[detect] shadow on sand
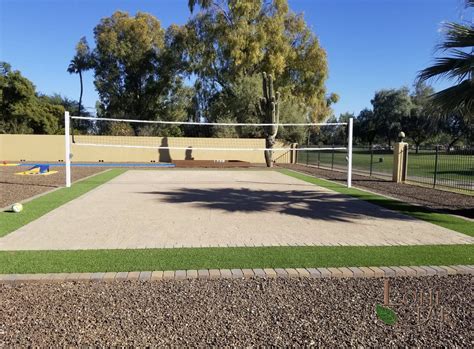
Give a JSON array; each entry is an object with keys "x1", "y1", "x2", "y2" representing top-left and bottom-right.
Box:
[{"x1": 141, "y1": 188, "x2": 417, "y2": 223}]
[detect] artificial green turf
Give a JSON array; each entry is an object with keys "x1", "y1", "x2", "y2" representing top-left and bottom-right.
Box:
[
  {"x1": 0, "y1": 169, "x2": 126, "y2": 237},
  {"x1": 0, "y1": 245, "x2": 472, "y2": 274},
  {"x1": 279, "y1": 169, "x2": 474, "y2": 237}
]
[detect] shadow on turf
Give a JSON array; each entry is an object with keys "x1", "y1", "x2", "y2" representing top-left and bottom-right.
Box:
[{"x1": 142, "y1": 188, "x2": 418, "y2": 223}]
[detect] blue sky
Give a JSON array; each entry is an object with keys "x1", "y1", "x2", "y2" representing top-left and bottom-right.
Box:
[{"x1": 0, "y1": 0, "x2": 466, "y2": 117}]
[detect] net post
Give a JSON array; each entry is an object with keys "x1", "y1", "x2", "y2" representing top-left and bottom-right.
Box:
[
  {"x1": 65, "y1": 111, "x2": 71, "y2": 188},
  {"x1": 347, "y1": 117, "x2": 353, "y2": 188}
]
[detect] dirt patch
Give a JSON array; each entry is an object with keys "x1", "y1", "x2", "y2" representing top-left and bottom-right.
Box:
[
  {"x1": 0, "y1": 166, "x2": 106, "y2": 209},
  {"x1": 0, "y1": 275, "x2": 471, "y2": 346},
  {"x1": 280, "y1": 164, "x2": 474, "y2": 219}
]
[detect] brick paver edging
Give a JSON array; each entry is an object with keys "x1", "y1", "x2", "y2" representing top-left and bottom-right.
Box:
[{"x1": 0, "y1": 265, "x2": 472, "y2": 284}]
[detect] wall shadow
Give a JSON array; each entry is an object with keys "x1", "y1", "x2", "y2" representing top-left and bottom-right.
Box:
[
  {"x1": 140, "y1": 188, "x2": 417, "y2": 223},
  {"x1": 158, "y1": 137, "x2": 172, "y2": 163},
  {"x1": 185, "y1": 147, "x2": 194, "y2": 160}
]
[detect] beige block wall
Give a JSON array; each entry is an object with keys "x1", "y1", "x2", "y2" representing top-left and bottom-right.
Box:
[{"x1": 0, "y1": 135, "x2": 291, "y2": 164}]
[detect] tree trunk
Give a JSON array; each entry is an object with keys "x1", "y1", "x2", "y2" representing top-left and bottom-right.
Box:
[
  {"x1": 447, "y1": 137, "x2": 460, "y2": 152},
  {"x1": 78, "y1": 70, "x2": 83, "y2": 116},
  {"x1": 264, "y1": 136, "x2": 275, "y2": 167}
]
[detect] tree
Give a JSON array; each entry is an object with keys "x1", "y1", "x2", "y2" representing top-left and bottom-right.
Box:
[
  {"x1": 438, "y1": 113, "x2": 473, "y2": 149},
  {"x1": 356, "y1": 108, "x2": 376, "y2": 146},
  {"x1": 417, "y1": 0, "x2": 473, "y2": 121},
  {"x1": 91, "y1": 11, "x2": 190, "y2": 129},
  {"x1": 0, "y1": 62, "x2": 64, "y2": 134},
  {"x1": 402, "y1": 83, "x2": 438, "y2": 152},
  {"x1": 39, "y1": 93, "x2": 92, "y2": 133},
  {"x1": 67, "y1": 37, "x2": 92, "y2": 116},
  {"x1": 184, "y1": 0, "x2": 334, "y2": 122},
  {"x1": 371, "y1": 88, "x2": 412, "y2": 146}
]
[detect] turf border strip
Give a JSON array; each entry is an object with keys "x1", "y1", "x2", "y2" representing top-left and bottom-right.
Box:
[
  {"x1": 0, "y1": 265, "x2": 472, "y2": 284},
  {"x1": 0, "y1": 245, "x2": 472, "y2": 274}
]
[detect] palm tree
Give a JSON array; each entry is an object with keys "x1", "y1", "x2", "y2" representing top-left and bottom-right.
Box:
[
  {"x1": 67, "y1": 37, "x2": 92, "y2": 116},
  {"x1": 418, "y1": 0, "x2": 473, "y2": 120}
]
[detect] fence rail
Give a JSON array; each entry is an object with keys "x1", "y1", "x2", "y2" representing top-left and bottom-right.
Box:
[{"x1": 296, "y1": 145, "x2": 473, "y2": 193}]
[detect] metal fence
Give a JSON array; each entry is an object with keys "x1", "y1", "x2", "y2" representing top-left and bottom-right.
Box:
[
  {"x1": 296, "y1": 146, "x2": 473, "y2": 193},
  {"x1": 297, "y1": 146, "x2": 393, "y2": 178},
  {"x1": 406, "y1": 147, "x2": 473, "y2": 192}
]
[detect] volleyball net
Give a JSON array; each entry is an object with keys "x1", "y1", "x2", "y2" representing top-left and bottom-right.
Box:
[{"x1": 64, "y1": 112, "x2": 353, "y2": 187}]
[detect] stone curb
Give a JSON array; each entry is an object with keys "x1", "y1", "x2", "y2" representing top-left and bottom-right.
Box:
[{"x1": 0, "y1": 265, "x2": 472, "y2": 284}]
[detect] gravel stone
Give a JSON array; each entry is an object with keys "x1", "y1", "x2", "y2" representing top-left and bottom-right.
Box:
[
  {"x1": 328, "y1": 268, "x2": 343, "y2": 278},
  {"x1": 90, "y1": 273, "x2": 105, "y2": 282},
  {"x1": 0, "y1": 275, "x2": 471, "y2": 346},
  {"x1": 127, "y1": 271, "x2": 140, "y2": 280},
  {"x1": 151, "y1": 271, "x2": 164, "y2": 281},
  {"x1": 163, "y1": 271, "x2": 175, "y2": 280},
  {"x1": 349, "y1": 267, "x2": 365, "y2": 278},
  {"x1": 358, "y1": 267, "x2": 376, "y2": 277},
  {"x1": 368, "y1": 267, "x2": 385, "y2": 278},
  {"x1": 263, "y1": 269, "x2": 277, "y2": 278},
  {"x1": 231, "y1": 269, "x2": 244, "y2": 279},
  {"x1": 317, "y1": 268, "x2": 332, "y2": 278},
  {"x1": 209, "y1": 269, "x2": 221, "y2": 279},
  {"x1": 274, "y1": 268, "x2": 287, "y2": 277},
  {"x1": 115, "y1": 272, "x2": 128, "y2": 281},
  {"x1": 390, "y1": 266, "x2": 408, "y2": 277},
  {"x1": 186, "y1": 270, "x2": 198, "y2": 279},
  {"x1": 197, "y1": 270, "x2": 209, "y2": 279},
  {"x1": 220, "y1": 269, "x2": 232, "y2": 279},
  {"x1": 253, "y1": 269, "x2": 266, "y2": 277},
  {"x1": 103, "y1": 272, "x2": 117, "y2": 282},
  {"x1": 175, "y1": 270, "x2": 186, "y2": 280},
  {"x1": 138, "y1": 271, "x2": 152, "y2": 281},
  {"x1": 380, "y1": 267, "x2": 396, "y2": 277},
  {"x1": 241, "y1": 269, "x2": 254, "y2": 278},
  {"x1": 295, "y1": 268, "x2": 310, "y2": 277},
  {"x1": 306, "y1": 268, "x2": 322, "y2": 278},
  {"x1": 411, "y1": 266, "x2": 428, "y2": 276}
]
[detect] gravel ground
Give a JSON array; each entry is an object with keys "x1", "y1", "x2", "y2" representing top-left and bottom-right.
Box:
[
  {"x1": 280, "y1": 164, "x2": 474, "y2": 219},
  {"x1": 0, "y1": 276, "x2": 472, "y2": 346},
  {"x1": 0, "y1": 166, "x2": 106, "y2": 208}
]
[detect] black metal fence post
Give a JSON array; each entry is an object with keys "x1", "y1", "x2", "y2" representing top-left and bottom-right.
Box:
[
  {"x1": 331, "y1": 146, "x2": 335, "y2": 170},
  {"x1": 318, "y1": 150, "x2": 320, "y2": 168},
  {"x1": 433, "y1": 145, "x2": 439, "y2": 189},
  {"x1": 369, "y1": 145, "x2": 374, "y2": 176}
]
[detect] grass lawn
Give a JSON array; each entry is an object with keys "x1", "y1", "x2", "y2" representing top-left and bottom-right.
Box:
[
  {"x1": 0, "y1": 169, "x2": 126, "y2": 237},
  {"x1": 0, "y1": 167, "x2": 472, "y2": 274}
]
